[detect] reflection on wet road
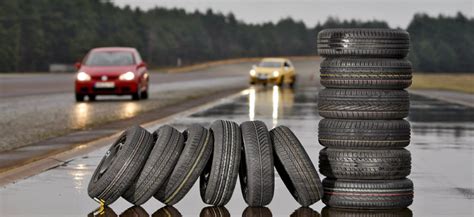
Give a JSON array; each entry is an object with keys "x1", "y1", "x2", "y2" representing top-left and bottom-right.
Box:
[{"x1": 0, "y1": 58, "x2": 473, "y2": 216}]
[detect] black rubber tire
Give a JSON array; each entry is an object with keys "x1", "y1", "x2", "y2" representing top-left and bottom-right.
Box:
[
  {"x1": 120, "y1": 206, "x2": 148, "y2": 216},
  {"x1": 200, "y1": 120, "x2": 242, "y2": 206},
  {"x1": 322, "y1": 178, "x2": 414, "y2": 209},
  {"x1": 200, "y1": 206, "x2": 231, "y2": 217},
  {"x1": 291, "y1": 207, "x2": 320, "y2": 217},
  {"x1": 154, "y1": 124, "x2": 213, "y2": 205},
  {"x1": 242, "y1": 207, "x2": 272, "y2": 217},
  {"x1": 317, "y1": 29, "x2": 410, "y2": 58},
  {"x1": 87, "y1": 206, "x2": 117, "y2": 217},
  {"x1": 123, "y1": 125, "x2": 185, "y2": 205},
  {"x1": 89, "y1": 95, "x2": 96, "y2": 101},
  {"x1": 141, "y1": 90, "x2": 149, "y2": 100},
  {"x1": 290, "y1": 75, "x2": 297, "y2": 88},
  {"x1": 239, "y1": 121, "x2": 275, "y2": 207},
  {"x1": 318, "y1": 119, "x2": 411, "y2": 149},
  {"x1": 152, "y1": 206, "x2": 182, "y2": 217},
  {"x1": 75, "y1": 93, "x2": 85, "y2": 102},
  {"x1": 132, "y1": 92, "x2": 141, "y2": 101},
  {"x1": 319, "y1": 148, "x2": 411, "y2": 179},
  {"x1": 318, "y1": 89, "x2": 409, "y2": 120},
  {"x1": 321, "y1": 207, "x2": 413, "y2": 217},
  {"x1": 270, "y1": 126, "x2": 323, "y2": 207},
  {"x1": 320, "y1": 58, "x2": 412, "y2": 89},
  {"x1": 88, "y1": 126, "x2": 154, "y2": 205}
]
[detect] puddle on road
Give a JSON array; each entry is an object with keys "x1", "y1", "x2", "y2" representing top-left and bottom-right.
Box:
[{"x1": 0, "y1": 86, "x2": 473, "y2": 217}]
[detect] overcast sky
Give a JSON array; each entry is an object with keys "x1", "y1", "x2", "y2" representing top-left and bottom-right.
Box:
[{"x1": 112, "y1": 0, "x2": 473, "y2": 28}]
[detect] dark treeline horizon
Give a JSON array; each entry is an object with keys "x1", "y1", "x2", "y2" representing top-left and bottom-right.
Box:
[{"x1": 0, "y1": 0, "x2": 472, "y2": 72}]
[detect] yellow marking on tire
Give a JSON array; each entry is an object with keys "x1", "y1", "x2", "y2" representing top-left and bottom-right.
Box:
[{"x1": 164, "y1": 131, "x2": 210, "y2": 204}]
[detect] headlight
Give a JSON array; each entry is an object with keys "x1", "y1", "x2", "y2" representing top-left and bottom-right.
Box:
[
  {"x1": 119, "y1": 71, "x2": 135, "y2": 81},
  {"x1": 76, "y1": 72, "x2": 91, "y2": 81},
  {"x1": 273, "y1": 71, "x2": 280, "y2": 77},
  {"x1": 250, "y1": 69, "x2": 256, "y2": 76}
]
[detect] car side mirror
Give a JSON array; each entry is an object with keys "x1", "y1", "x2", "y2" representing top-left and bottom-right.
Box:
[
  {"x1": 137, "y1": 61, "x2": 147, "y2": 69},
  {"x1": 74, "y1": 62, "x2": 81, "y2": 70}
]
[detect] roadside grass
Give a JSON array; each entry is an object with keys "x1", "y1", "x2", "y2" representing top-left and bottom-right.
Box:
[{"x1": 411, "y1": 73, "x2": 474, "y2": 93}]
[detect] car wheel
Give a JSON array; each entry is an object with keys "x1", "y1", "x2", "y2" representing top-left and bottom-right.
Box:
[
  {"x1": 75, "y1": 93, "x2": 84, "y2": 102},
  {"x1": 89, "y1": 95, "x2": 96, "y2": 101},
  {"x1": 200, "y1": 120, "x2": 242, "y2": 206},
  {"x1": 154, "y1": 124, "x2": 213, "y2": 205},
  {"x1": 122, "y1": 125, "x2": 185, "y2": 205},
  {"x1": 141, "y1": 90, "x2": 148, "y2": 100},
  {"x1": 132, "y1": 92, "x2": 141, "y2": 101},
  {"x1": 318, "y1": 89, "x2": 409, "y2": 120},
  {"x1": 270, "y1": 126, "x2": 323, "y2": 207},
  {"x1": 289, "y1": 75, "x2": 297, "y2": 88},
  {"x1": 87, "y1": 126, "x2": 155, "y2": 205},
  {"x1": 322, "y1": 178, "x2": 414, "y2": 209},
  {"x1": 319, "y1": 148, "x2": 411, "y2": 179},
  {"x1": 239, "y1": 121, "x2": 274, "y2": 207}
]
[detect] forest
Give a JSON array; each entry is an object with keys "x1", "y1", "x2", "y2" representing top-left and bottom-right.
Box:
[{"x1": 0, "y1": 0, "x2": 472, "y2": 72}]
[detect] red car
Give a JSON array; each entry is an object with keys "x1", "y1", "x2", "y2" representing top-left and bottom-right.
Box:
[{"x1": 74, "y1": 47, "x2": 149, "y2": 102}]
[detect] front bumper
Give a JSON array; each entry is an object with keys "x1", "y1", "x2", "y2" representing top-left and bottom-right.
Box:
[
  {"x1": 250, "y1": 76, "x2": 279, "y2": 84},
  {"x1": 75, "y1": 80, "x2": 139, "y2": 95}
]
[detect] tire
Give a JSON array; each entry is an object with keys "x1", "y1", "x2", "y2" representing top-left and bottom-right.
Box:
[
  {"x1": 290, "y1": 75, "x2": 297, "y2": 88},
  {"x1": 318, "y1": 89, "x2": 409, "y2": 120},
  {"x1": 87, "y1": 206, "x2": 117, "y2": 217},
  {"x1": 123, "y1": 125, "x2": 185, "y2": 205},
  {"x1": 200, "y1": 206, "x2": 231, "y2": 217},
  {"x1": 87, "y1": 126, "x2": 154, "y2": 205},
  {"x1": 320, "y1": 58, "x2": 412, "y2": 89},
  {"x1": 291, "y1": 207, "x2": 320, "y2": 217},
  {"x1": 318, "y1": 119, "x2": 411, "y2": 149},
  {"x1": 154, "y1": 124, "x2": 213, "y2": 205},
  {"x1": 319, "y1": 148, "x2": 411, "y2": 179},
  {"x1": 242, "y1": 207, "x2": 272, "y2": 217},
  {"x1": 89, "y1": 95, "x2": 96, "y2": 101},
  {"x1": 141, "y1": 90, "x2": 149, "y2": 100},
  {"x1": 239, "y1": 121, "x2": 274, "y2": 207},
  {"x1": 75, "y1": 93, "x2": 84, "y2": 102},
  {"x1": 132, "y1": 92, "x2": 141, "y2": 101},
  {"x1": 322, "y1": 178, "x2": 414, "y2": 209},
  {"x1": 152, "y1": 206, "x2": 182, "y2": 217},
  {"x1": 200, "y1": 120, "x2": 242, "y2": 206},
  {"x1": 321, "y1": 207, "x2": 413, "y2": 217},
  {"x1": 120, "y1": 206, "x2": 148, "y2": 216},
  {"x1": 317, "y1": 29, "x2": 410, "y2": 58},
  {"x1": 270, "y1": 126, "x2": 323, "y2": 207}
]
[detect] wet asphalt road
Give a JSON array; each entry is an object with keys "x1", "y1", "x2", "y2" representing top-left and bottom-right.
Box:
[
  {"x1": 0, "y1": 62, "x2": 260, "y2": 151},
  {"x1": 1, "y1": 60, "x2": 473, "y2": 216}
]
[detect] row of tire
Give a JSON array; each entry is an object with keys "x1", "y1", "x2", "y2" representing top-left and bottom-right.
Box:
[
  {"x1": 90, "y1": 206, "x2": 413, "y2": 217},
  {"x1": 88, "y1": 120, "x2": 324, "y2": 207},
  {"x1": 315, "y1": 28, "x2": 414, "y2": 209}
]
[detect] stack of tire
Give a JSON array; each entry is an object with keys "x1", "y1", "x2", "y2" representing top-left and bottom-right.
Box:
[
  {"x1": 316, "y1": 29, "x2": 414, "y2": 209},
  {"x1": 87, "y1": 120, "x2": 324, "y2": 208}
]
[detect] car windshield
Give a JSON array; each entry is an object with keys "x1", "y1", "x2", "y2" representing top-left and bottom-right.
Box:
[
  {"x1": 258, "y1": 61, "x2": 282, "y2": 68},
  {"x1": 84, "y1": 51, "x2": 135, "y2": 66}
]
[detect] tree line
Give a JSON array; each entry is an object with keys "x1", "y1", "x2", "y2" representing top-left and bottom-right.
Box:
[{"x1": 0, "y1": 0, "x2": 472, "y2": 72}]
